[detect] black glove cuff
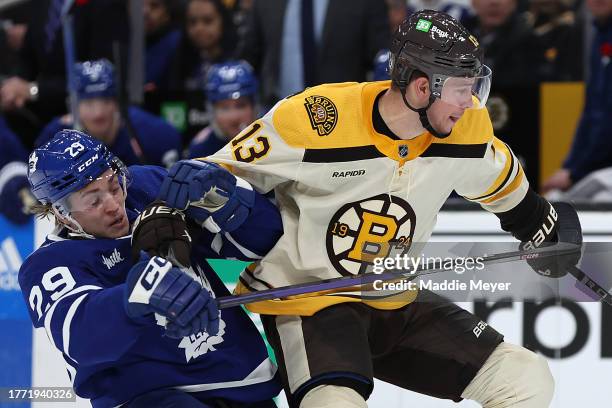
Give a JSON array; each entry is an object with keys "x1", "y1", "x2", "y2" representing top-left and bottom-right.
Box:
[{"x1": 497, "y1": 189, "x2": 557, "y2": 245}]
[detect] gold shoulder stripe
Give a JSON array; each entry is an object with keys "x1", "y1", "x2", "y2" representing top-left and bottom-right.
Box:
[
  {"x1": 432, "y1": 107, "x2": 493, "y2": 145},
  {"x1": 272, "y1": 82, "x2": 373, "y2": 150}
]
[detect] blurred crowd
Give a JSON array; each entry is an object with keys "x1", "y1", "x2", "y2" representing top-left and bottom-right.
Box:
[{"x1": 1, "y1": 0, "x2": 611, "y2": 225}]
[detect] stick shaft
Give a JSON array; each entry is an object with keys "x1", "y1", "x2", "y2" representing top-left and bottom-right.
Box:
[
  {"x1": 217, "y1": 243, "x2": 580, "y2": 309},
  {"x1": 567, "y1": 265, "x2": 612, "y2": 306}
]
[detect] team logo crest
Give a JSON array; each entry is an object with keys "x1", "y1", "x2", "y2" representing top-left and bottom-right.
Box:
[
  {"x1": 326, "y1": 194, "x2": 417, "y2": 276},
  {"x1": 179, "y1": 319, "x2": 226, "y2": 362},
  {"x1": 304, "y1": 95, "x2": 338, "y2": 136}
]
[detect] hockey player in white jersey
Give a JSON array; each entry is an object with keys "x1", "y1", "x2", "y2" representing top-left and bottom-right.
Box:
[
  {"x1": 157, "y1": 10, "x2": 583, "y2": 408},
  {"x1": 19, "y1": 130, "x2": 282, "y2": 407}
]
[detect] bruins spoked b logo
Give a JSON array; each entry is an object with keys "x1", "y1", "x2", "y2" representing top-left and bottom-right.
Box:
[
  {"x1": 326, "y1": 194, "x2": 417, "y2": 276},
  {"x1": 304, "y1": 95, "x2": 338, "y2": 136}
]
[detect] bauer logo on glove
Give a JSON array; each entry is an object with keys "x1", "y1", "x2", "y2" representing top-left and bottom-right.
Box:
[{"x1": 131, "y1": 200, "x2": 193, "y2": 268}]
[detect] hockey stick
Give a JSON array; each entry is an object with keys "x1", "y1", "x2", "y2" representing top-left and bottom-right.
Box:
[
  {"x1": 216, "y1": 242, "x2": 585, "y2": 309},
  {"x1": 568, "y1": 265, "x2": 612, "y2": 306}
]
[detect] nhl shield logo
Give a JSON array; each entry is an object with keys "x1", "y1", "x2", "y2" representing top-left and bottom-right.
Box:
[
  {"x1": 398, "y1": 144, "x2": 409, "y2": 158},
  {"x1": 304, "y1": 95, "x2": 338, "y2": 136}
]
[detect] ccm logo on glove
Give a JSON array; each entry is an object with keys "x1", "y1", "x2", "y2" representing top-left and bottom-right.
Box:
[{"x1": 129, "y1": 256, "x2": 172, "y2": 304}]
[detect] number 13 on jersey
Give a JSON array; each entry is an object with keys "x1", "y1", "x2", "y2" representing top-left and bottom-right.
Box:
[{"x1": 231, "y1": 122, "x2": 271, "y2": 163}]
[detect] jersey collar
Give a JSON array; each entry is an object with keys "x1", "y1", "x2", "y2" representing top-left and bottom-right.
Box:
[{"x1": 362, "y1": 81, "x2": 434, "y2": 164}]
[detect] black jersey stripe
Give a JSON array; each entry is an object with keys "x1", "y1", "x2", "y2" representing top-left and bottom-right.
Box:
[
  {"x1": 302, "y1": 145, "x2": 383, "y2": 163},
  {"x1": 421, "y1": 142, "x2": 488, "y2": 158},
  {"x1": 242, "y1": 266, "x2": 275, "y2": 289}
]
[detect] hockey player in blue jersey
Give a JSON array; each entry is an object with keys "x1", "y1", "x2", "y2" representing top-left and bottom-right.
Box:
[
  {"x1": 0, "y1": 115, "x2": 35, "y2": 224},
  {"x1": 187, "y1": 61, "x2": 258, "y2": 159},
  {"x1": 19, "y1": 129, "x2": 282, "y2": 407},
  {"x1": 36, "y1": 59, "x2": 182, "y2": 168}
]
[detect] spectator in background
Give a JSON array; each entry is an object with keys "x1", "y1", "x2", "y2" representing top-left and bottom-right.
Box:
[
  {"x1": 542, "y1": 0, "x2": 612, "y2": 194},
  {"x1": 410, "y1": 0, "x2": 474, "y2": 22},
  {"x1": 373, "y1": 49, "x2": 391, "y2": 81},
  {"x1": 386, "y1": 0, "x2": 409, "y2": 33},
  {"x1": 166, "y1": 0, "x2": 237, "y2": 92},
  {"x1": 231, "y1": 0, "x2": 254, "y2": 39},
  {"x1": 187, "y1": 60, "x2": 258, "y2": 158},
  {"x1": 0, "y1": 115, "x2": 34, "y2": 224},
  {"x1": 144, "y1": 0, "x2": 181, "y2": 90},
  {"x1": 464, "y1": 0, "x2": 543, "y2": 88},
  {"x1": 527, "y1": 0, "x2": 583, "y2": 81},
  {"x1": 238, "y1": 0, "x2": 390, "y2": 108},
  {"x1": 0, "y1": 0, "x2": 129, "y2": 146},
  {"x1": 37, "y1": 60, "x2": 181, "y2": 168},
  {"x1": 0, "y1": 0, "x2": 31, "y2": 78}
]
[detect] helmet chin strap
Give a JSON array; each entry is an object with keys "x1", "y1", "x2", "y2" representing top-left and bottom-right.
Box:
[
  {"x1": 399, "y1": 86, "x2": 451, "y2": 138},
  {"x1": 52, "y1": 206, "x2": 96, "y2": 239}
]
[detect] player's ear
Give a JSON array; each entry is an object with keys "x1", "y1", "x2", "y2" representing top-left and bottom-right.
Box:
[{"x1": 413, "y1": 77, "x2": 430, "y2": 99}]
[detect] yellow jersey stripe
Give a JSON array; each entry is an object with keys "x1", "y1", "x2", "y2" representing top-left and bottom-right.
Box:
[{"x1": 481, "y1": 165, "x2": 525, "y2": 204}]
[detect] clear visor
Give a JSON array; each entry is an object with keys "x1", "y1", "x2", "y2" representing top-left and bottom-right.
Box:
[
  {"x1": 439, "y1": 65, "x2": 492, "y2": 109},
  {"x1": 54, "y1": 162, "x2": 130, "y2": 215}
]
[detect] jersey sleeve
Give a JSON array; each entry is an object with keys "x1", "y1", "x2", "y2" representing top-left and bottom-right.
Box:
[
  {"x1": 203, "y1": 101, "x2": 307, "y2": 194},
  {"x1": 455, "y1": 136, "x2": 529, "y2": 213},
  {"x1": 19, "y1": 252, "x2": 153, "y2": 366}
]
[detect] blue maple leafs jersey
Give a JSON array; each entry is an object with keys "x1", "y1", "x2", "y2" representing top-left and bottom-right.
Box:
[{"x1": 18, "y1": 165, "x2": 282, "y2": 407}]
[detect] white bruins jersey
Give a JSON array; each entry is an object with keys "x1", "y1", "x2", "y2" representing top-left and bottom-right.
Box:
[{"x1": 205, "y1": 81, "x2": 528, "y2": 316}]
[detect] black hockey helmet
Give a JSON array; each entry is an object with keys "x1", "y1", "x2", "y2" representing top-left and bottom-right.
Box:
[{"x1": 389, "y1": 10, "x2": 491, "y2": 137}]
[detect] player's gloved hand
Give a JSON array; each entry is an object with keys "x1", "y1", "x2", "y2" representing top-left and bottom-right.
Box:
[
  {"x1": 0, "y1": 172, "x2": 32, "y2": 224},
  {"x1": 125, "y1": 253, "x2": 220, "y2": 338},
  {"x1": 521, "y1": 202, "x2": 582, "y2": 278},
  {"x1": 158, "y1": 160, "x2": 255, "y2": 232},
  {"x1": 131, "y1": 200, "x2": 192, "y2": 268}
]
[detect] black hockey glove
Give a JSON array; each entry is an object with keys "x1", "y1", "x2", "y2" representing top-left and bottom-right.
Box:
[
  {"x1": 520, "y1": 202, "x2": 582, "y2": 278},
  {"x1": 131, "y1": 200, "x2": 192, "y2": 268}
]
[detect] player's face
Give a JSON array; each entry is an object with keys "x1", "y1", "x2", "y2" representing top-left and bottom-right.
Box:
[
  {"x1": 427, "y1": 97, "x2": 470, "y2": 135},
  {"x1": 143, "y1": 0, "x2": 171, "y2": 34},
  {"x1": 186, "y1": 0, "x2": 223, "y2": 52},
  {"x1": 67, "y1": 169, "x2": 129, "y2": 238},
  {"x1": 214, "y1": 97, "x2": 255, "y2": 140},
  {"x1": 78, "y1": 98, "x2": 119, "y2": 145}
]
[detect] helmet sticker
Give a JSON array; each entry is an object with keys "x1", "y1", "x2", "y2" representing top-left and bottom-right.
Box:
[
  {"x1": 416, "y1": 19, "x2": 432, "y2": 32},
  {"x1": 431, "y1": 25, "x2": 449, "y2": 38}
]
